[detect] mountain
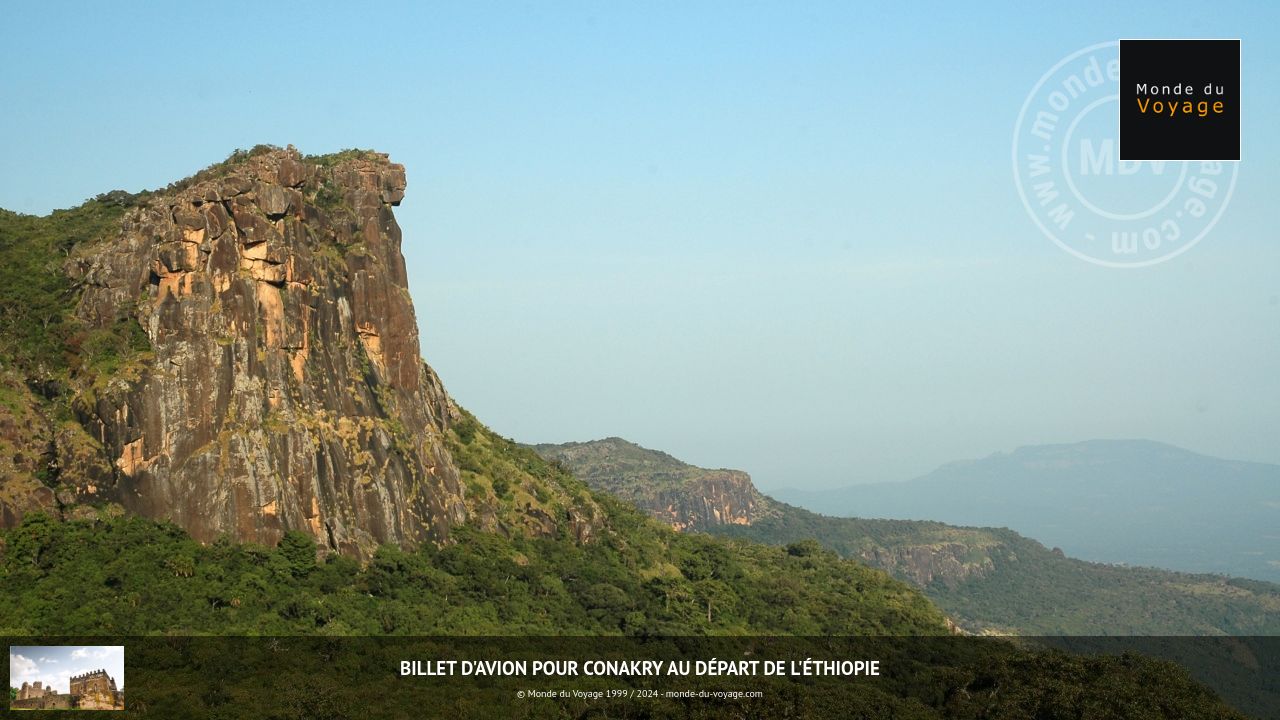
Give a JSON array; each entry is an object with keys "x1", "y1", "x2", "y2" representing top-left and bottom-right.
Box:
[
  {"x1": 3, "y1": 147, "x2": 458, "y2": 556},
  {"x1": 0, "y1": 146, "x2": 608, "y2": 560},
  {"x1": 535, "y1": 438, "x2": 1280, "y2": 635},
  {"x1": 532, "y1": 438, "x2": 773, "y2": 530},
  {"x1": 0, "y1": 147, "x2": 1264, "y2": 717},
  {"x1": 0, "y1": 145, "x2": 954, "y2": 637},
  {"x1": 776, "y1": 440, "x2": 1280, "y2": 583}
]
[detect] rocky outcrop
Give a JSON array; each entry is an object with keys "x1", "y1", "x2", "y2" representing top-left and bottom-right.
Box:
[
  {"x1": 857, "y1": 542, "x2": 996, "y2": 589},
  {"x1": 644, "y1": 469, "x2": 764, "y2": 531},
  {"x1": 534, "y1": 438, "x2": 772, "y2": 530},
  {"x1": 48, "y1": 147, "x2": 466, "y2": 558}
]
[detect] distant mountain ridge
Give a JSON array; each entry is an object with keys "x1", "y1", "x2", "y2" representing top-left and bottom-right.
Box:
[
  {"x1": 776, "y1": 439, "x2": 1280, "y2": 583},
  {"x1": 535, "y1": 437, "x2": 1280, "y2": 636}
]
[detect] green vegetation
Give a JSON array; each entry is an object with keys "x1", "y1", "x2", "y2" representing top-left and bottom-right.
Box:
[
  {"x1": 926, "y1": 529, "x2": 1280, "y2": 635},
  {"x1": 0, "y1": 512, "x2": 1255, "y2": 718},
  {"x1": 447, "y1": 409, "x2": 603, "y2": 535},
  {"x1": 303, "y1": 147, "x2": 381, "y2": 168},
  {"x1": 537, "y1": 438, "x2": 1280, "y2": 636},
  {"x1": 778, "y1": 440, "x2": 1280, "y2": 584},
  {"x1": 162, "y1": 144, "x2": 279, "y2": 195},
  {"x1": 0, "y1": 194, "x2": 153, "y2": 506},
  {"x1": 711, "y1": 505, "x2": 1280, "y2": 635},
  {"x1": 0, "y1": 409, "x2": 949, "y2": 637},
  {"x1": 533, "y1": 436, "x2": 747, "y2": 495},
  {"x1": 0, "y1": 507, "x2": 947, "y2": 636},
  {"x1": 0, "y1": 195, "x2": 141, "y2": 382},
  {"x1": 0, "y1": 464, "x2": 1257, "y2": 716}
]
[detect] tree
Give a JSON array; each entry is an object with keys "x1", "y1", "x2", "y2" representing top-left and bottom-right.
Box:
[
  {"x1": 277, "y1": 531, "x2": 317, "y2": 577},
  {"x1": 693, "y1": 579, "x2": 737, "y2": 625}
]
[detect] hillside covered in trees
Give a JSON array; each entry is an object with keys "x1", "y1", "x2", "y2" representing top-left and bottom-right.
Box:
[{"x1": 537, "y1": 438, "x2": 1280, "y2": 635}]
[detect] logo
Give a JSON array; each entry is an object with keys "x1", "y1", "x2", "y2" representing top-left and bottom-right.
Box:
[
  {"x1": 1013, "y1": 42, "x2": 1237, "y2": 267},
  {"x1": 1119, "y1": 39, "x2": 1240, "y2": 161}
]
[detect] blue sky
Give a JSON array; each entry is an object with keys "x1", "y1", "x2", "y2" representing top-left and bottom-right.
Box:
[
  {"x1": 9, "y1": 646, "x2": 124, "y2": 693},
  {"x1": 2, "y1": 2, "x2": 1277, "y2": 489}
]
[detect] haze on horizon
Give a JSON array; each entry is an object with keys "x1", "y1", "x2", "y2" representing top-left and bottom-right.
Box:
[{"x1": 1, "y1": 2, "x2": 1277, "y2": 491}]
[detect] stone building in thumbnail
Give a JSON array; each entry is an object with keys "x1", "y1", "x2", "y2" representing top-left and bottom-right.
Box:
[{"x1": 11, "y1": 670, "x2": 123, "y2": 711}]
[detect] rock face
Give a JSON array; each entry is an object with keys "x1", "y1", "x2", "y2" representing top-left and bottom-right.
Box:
[
  {"x1": 645, "y1": 468, "x2": 762, "y2": 531},
  {"x1": 856, "y1": 542, "x2": 995, "y2": 589},
  {"x1": 533, "y1": 438, "x2": 771, "y2": 530},
  {"x1": 61, "y1": 147, "x2": 465, "y2": 557}
]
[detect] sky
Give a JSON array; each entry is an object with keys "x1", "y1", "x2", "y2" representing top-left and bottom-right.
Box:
[
  {"x1": 9, "y1": 646, "x2": 125, "y2": 693},
  {"x1": 1, "y1": 2, "x2": 1276, "y2": 490}
]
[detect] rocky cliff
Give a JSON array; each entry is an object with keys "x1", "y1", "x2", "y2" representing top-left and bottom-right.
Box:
[
  {"x1": 534, "y1": 438, "x2": 771, "y2": 530},
  {"x1": 0, "y1": 146, "x2": 590, "y2": 558},
  {"x1": 64, "y1": 147, "x2": 467, "y2": 557},
  {"x1": 855, "y1": 541, "x2": 996, "y2": 589}
]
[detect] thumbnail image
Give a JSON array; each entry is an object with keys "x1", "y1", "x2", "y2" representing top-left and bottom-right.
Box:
[{"x1": 9, "y1": 646, "x2": 124, "y2": 711}]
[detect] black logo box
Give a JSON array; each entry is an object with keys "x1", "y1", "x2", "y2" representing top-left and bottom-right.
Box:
[{"x1": 1119, "y1": 39, "x2": 1240, "y2": 161}]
